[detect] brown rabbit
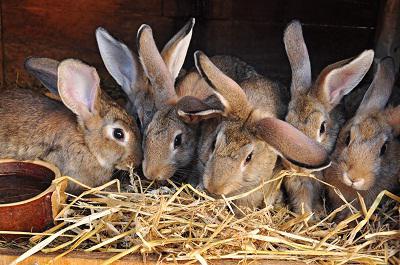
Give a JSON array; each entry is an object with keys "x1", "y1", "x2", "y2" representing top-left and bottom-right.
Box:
[
  {"x1": 181, "y1": 51, "x2": 330, "y2": 209},
  {"x1": 97, "y1": 19, "x2": 258, "y2": 183},
  {"x1": 282, "y1": 20, "x2": 374, "y2": 215},
  {"x1": 96, "y1": 19, "x2": 197, "y2": 131},
  {"x1": 324, "y1": 57, "x2": 400, "y2": 220},
  {"x1": 0, "y1": 59, "x2": 142, "y2": 192}
]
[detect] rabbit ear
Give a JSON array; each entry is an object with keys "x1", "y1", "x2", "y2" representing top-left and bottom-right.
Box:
[
  {"x1": 137, "y1": 24, "x2": 176, "y2": 109},
  {"x1": 386, "y1": 105, "x2": 400, "y2": 135},
  {"x1": 58, "y1": 59, "x2": 101, "y2": 120},
  {"x1": 356, "y1": 56, "x2": 395, "y2": 115},
  {"x1": 283, "y1": 20, "x2": 312, "y2": 96},
  {"x1": 194, "y1": 50, "x2": 251, "y2": 120},
  {"x1": 313, "y1": 50, "x2": 374, "y2": 111},
  {"x1": 161, "y1": 18, "x2": 195, "y2": 81},
  {"x1": 24, "y1": 57, "x2": 59, "y2": 95},
  {"x1": 253, "y1": 117, "x2": 331, "y2": 170},
  {"x1": 176, "y1": 94, "x2": 224, "y2": 124},
  {"x1": 96, "y1": 27, "x2": 143, "y2": 100}
]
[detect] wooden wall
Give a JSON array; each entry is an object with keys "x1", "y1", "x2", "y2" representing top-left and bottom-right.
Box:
[{"x1": 0, "y1": 0, "x2": 381, "y2": 90}]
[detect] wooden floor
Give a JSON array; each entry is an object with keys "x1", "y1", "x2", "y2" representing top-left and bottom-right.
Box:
[{"x1": 0, "y1": 249, "x2": 305, "y2": 265}]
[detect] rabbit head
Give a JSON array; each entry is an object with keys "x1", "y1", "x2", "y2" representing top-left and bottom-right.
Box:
[
  {"x1": 187, "y1": 51, "x2": 330, "y2": 207},
  {"x1": 325, "y1": 57, "x2": 400, "y2": 208},
  {"x1": 57, "y1": 59, "x2": 143, "y2": 173},
  {"x1": 96, "y1": 18, "x2": 195, "y2": 131},
  {"x1": 283, "y1": 20, "x2": 374, "y2": 172},
  {"x1": 97, "y1": 19, "x2": 213, "y2": 181}
]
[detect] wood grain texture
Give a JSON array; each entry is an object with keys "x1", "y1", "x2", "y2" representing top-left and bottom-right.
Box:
[
  {"x1": 0, "y1": 249, "x2": 306, "y2": 265},
  {"x1": 0, "y1": 0, "x2": 3, "y2": 87},
  {"x1": 0, "y1": 0, "x2": 380, "y2": 93}
]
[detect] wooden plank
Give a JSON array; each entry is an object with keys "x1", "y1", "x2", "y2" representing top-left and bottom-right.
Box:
[
  {"x1": 282, "y1": 0, "x2": 379, "y2": 27},
  {"x1": 0, "y1": 0, "x2": 4, "y2": 88},
  {"x1": 0, "y1": 249, "x2": 306, "y2": 265},
  {"x1": 2, "y1": 0, "x2": 162, "y2": 16},
  {"x1": 163, "y1": 0, "x2": 232, "y2": 19},
  {"x1": 1, "y1": 3, "x2": 174, "y2": 86}
]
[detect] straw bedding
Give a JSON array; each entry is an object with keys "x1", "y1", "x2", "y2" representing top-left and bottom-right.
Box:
[
  {"x1": 0, "y1": 83, "x2": 399, "y2": 264},
  {"x1": 1, "y1": 169, "x2": 399, "y2": 265}
]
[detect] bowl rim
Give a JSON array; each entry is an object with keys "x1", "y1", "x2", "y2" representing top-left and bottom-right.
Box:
[{"x1": 0, "y1": 159, "x2": 62, "y2": 207}]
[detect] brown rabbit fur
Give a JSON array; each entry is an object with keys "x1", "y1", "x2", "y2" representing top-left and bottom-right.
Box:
[
  {"x1": 324, "y1": 57, "x2": 400, "y2": 221},
  {"x1": 186, "y1": 51, "x2": 330, "y2": 209},
  {"x1": 282, "y1": 20, "x2": 374, "y2": 215},
  {"x1": 97, "y1": 19, "x2": 259, "y2": 183},
  {"x1": 0, "y1": 59, "x2": 142, "y2": 193}
]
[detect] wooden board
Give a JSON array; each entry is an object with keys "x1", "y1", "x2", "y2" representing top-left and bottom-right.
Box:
[
  {"x1": 0, "y1": 249, "x2": 306, "y2": 265},
  {"x1": 0, "y1": 0, "x2": 381, "y2": 89},
  {"x1": 0, "y1": 1, "x2": 3, "y2": 87}
]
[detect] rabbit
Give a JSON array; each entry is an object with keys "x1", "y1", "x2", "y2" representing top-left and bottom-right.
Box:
[
  {"x1": 0, "y1": 59, "x2": 142, "y2": 193},
  {"x1": 96, "y1": 18, "x2": 259, "y2": 183},
  {"x1": 96, "y1": 19, "x2": 197, "y2": 132},
  {"x1": 180, "y1": 50, "x2": 330, "y2": 209},
  {"x1": 282, "y1": 20, "x2": 375, "y2": 215},
  {"x1": 324, "y1": 57, "x2": 400, "y2": 221}
]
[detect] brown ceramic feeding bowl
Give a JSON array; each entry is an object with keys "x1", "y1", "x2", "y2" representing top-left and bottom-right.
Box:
[{"x1": 0, "y1": 159, "x2": 67, "y2": 240}]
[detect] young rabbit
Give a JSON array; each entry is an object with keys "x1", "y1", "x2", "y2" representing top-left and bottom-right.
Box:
[
  {"x1": 182, "y1": 51, "x2": 330, "y2": 209},
  {"x1": 0, "y1": 59, "x2": 142, "y2": 192},
  {"x1": 324, "y1": 57, "x2": 400, "y2": 220},
  {"x1": 96, "y1": 19, "x2": 258, "y2": 183},
  {"x1": 282, "y1": 20, "x2": 374, "y2": 214}
]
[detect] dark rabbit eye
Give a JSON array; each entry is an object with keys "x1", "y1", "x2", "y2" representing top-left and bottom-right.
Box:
[
  {"x1": 380, "y1": 141, "x2": 388, "y2": 157},
  {"x1": 320, "y1": 121, "x2": 327, "y2": 135},
  {"x1": 135, "y1": 116, "x2": 142, "y2": 130},
  {"x1": 211, "y1": 137, "x2": 217, "y2": 152},
  {"x1": 174, "y1": 133, "x2": 182, "y2": 149},
  {"x1": 345, "y1": 133, "x2": 351, "y2": 146},
  {"x1": 245, "y1": 151, "x2": 253, "y2": 165},
  {"x1": 113, "y1": 128, "x2": 125, "y2": 141}
]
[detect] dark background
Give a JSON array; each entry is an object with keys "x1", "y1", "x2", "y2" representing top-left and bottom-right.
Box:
[{"x1": 0, "y1": 0, "x2": 383, "y2": 90}]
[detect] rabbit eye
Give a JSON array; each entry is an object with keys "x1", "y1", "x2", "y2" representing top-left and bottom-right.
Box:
[
  {"x1": 380, "y1": 141, "x2": 388, "y2": 157},
  {"x1": 245, "y1": 151, "x2": 253, "y2": 165},
  {"x1": 211, "y1": 137, "x2": 217, "y2": 152},
  {"x1": 174, "y1": 133, "x2": 182, "y2": 149},
  {"x1": 135, "y1": 116, "x2": 142, "y2": 130},
  {"x1": 345, "y1": 133, "x2": 351, "y2": 146},
  {"x1": 319, "y1": 121, "x2": 327, "y2": 135},
  {"x1": 113, "y1": 128, "x2": 125, "y2": 141}
]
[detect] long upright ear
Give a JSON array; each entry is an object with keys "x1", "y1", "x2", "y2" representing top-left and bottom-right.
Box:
[
  {"x1": 386, "y1": 105, "x2": 400, "y2": 135},
  {"x1": 176, "y1": 94, "x2": 224, "y2": 124},
  {"x1": 96, "y1": 27, "x2": 143, "y2": 100},
  {"x1": 312, "y1": 50, "x2": 374, "y2": 111},
  {"x1": 194, "y1": 50, "x2": 251, "y2": 120},
  {"x1": 283, "y1": 20, "x2": 312, "y2": 96},
  {"x1": 58, "y1": 59, "x2": 101, "y2": 121},
  {"x1": 356, "y1": 56, "x2": 395, "y2": 115},
  {"x1": 253, "y1": 117, "x2": 331, "y2": 170},
  {"x1": 374, "y1": 0, "x2": 400, "y2": 70},
  {"x1": 137, "y1": 24, "x2": 176, "y2": 109},
  {"x1": 24, "y1": 57, "x2": 59, "y2": 95},
  {"x1": 161, "y1": 18, "x2": 195, "y2": 81}
]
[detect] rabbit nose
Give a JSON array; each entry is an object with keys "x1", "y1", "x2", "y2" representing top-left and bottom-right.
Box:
[
  {"x1": 143, "y1": 161, "x2": 166, "y2": 181},
  {"x1": 204, "y1": 178, "x2": 225, "y2": 195},
  {"x1": 343, "y1": 171, "x2": 365, "y2": 189},
  {"x1": 342, "y1": 171, "x2": 354, "y2": 187}
]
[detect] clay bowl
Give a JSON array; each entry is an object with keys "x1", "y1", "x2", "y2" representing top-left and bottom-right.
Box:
[{"x1": 0, "y1": 159, "x2": 67, "y2": 240}]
